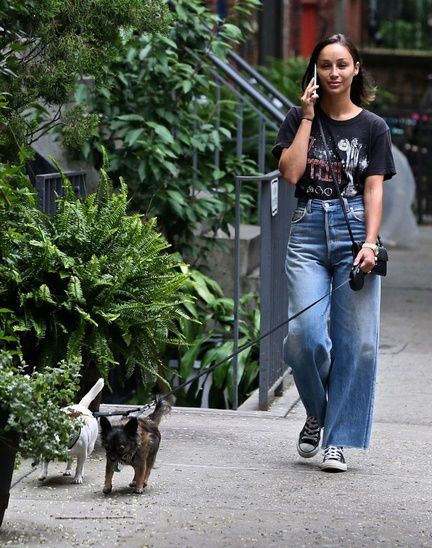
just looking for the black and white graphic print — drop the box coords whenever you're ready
[337,137,368,197]
[305,131,368,199]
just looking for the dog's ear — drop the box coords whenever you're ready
[124,416,138,437]
[99,416,112,434]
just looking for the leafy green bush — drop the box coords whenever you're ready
[70,0,260,259]
[127,268,260,409]
[67,0,262,407]
[0,0,171,160]
[0,350,81,462]
[0,156,190,394]
[164,269,259,408]
[259,57,307,105]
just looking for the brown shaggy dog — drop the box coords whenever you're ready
[99,399,170,494]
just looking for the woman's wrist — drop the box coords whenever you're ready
[362,242,379,256]
[301,117,313,122]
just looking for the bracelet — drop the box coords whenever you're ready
[301,117,313,122]
[362,242,378,255]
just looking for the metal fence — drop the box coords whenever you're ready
[35,171,87,214]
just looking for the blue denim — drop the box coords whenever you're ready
[284,196,381,449]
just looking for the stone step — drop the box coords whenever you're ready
[199,223,261,298]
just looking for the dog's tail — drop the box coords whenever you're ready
[78,378,105,409]
[146,398,171,426]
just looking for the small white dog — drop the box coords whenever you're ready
[38,378,104,484]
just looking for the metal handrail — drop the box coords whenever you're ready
[208,67,281,130]
[191,44,296,409]
[207,52,287,123]
[227,50,294,111]
[232,170,280,409]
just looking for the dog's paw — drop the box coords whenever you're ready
[63,470,72,477]
[103,485,112,495]
[133,483,147,494]
[129,480,136,487]
[73,476,83,484]
[38,474,47,482]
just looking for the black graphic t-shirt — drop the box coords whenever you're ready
[272,106,396,200]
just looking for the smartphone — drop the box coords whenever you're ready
[312,64,318,99]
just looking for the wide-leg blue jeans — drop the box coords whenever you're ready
[284,196,381,449]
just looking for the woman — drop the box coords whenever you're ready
[272,34,395,472]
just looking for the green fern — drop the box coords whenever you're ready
[0,162,191,394]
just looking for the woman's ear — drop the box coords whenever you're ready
[354,61,360,76]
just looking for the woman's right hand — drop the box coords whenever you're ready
[300,77,319,120]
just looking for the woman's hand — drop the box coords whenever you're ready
[354,248,376,274]
[359,175,384,274]
[300,77,319,120]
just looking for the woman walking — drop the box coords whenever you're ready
[272,34,395,472]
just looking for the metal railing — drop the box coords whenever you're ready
[35,171,87,214]
[226,50,293,113]
[233,170,296,410]
[202,50,297,410]
[186,47,290,181]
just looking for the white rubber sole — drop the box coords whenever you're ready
[320,459,347,472]
[296,440,320,459]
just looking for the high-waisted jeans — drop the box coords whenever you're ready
[284,196,381,449]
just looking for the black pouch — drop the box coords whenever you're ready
[352,240,388,277]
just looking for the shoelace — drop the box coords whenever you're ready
[301,416,320,442]
[323,445,344,460]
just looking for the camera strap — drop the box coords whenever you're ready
[317,115,357,250]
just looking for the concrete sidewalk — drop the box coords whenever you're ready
[1,227,431,547]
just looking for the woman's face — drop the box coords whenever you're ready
[316,43,359,99]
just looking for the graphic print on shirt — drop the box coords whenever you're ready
[337,137,365,197]
[305,132,368,199]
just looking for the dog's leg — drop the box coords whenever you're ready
[132,445,151,494]
[103,460,114,494]
[38,460,49,481]
[73,450,87,484]
[142,449,158,487]
[132,462,148,494]
[63,457,73,477]
[129,470,138,488]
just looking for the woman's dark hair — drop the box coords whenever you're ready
[301,33,376,106]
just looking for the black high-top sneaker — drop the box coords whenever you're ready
[296,416,321,458]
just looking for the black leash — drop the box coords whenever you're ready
[93,277,350,418]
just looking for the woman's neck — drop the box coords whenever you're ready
[319,96,362,121]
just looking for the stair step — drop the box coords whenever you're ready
[198,224,261,298]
